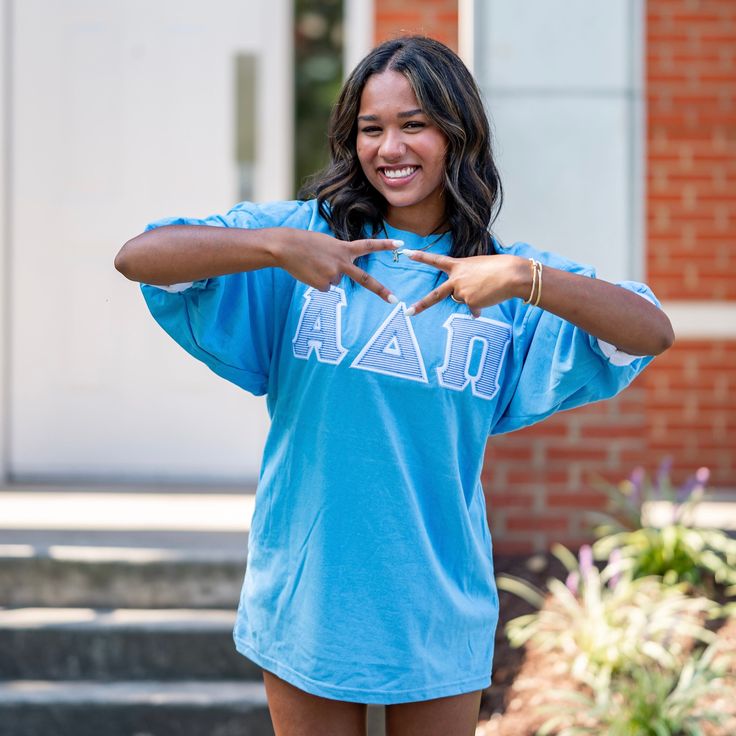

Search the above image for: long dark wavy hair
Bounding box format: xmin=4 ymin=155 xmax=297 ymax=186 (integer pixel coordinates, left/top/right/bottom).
xmin=299 ymin=36 xmax=503 ymax=258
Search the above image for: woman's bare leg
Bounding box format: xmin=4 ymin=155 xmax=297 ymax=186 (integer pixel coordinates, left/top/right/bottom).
xmin=262 ymin=669 xmax=367 ymax=736
xmin=384 ymin=689 xmax=482 ymax=736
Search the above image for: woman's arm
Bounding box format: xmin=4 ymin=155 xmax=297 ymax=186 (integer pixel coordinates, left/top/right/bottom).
xmin=403 ymin=251 xmax=674 ymax=357
xmin=115 ymin=225 xmax=401 ymax=302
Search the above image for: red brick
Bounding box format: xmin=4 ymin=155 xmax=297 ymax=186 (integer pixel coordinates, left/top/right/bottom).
xmin=547 ymin=493 xmax=608 ymax=509
xmin=506 ymin=515 xmax=571 ymax=532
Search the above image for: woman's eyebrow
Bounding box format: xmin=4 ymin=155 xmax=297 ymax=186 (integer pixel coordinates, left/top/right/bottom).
xmin=357 ymin=108 xmax=425 ymax=122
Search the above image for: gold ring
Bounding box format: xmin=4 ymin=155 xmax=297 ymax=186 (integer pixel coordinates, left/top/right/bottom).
xmin=450 ymin=293 xmax=463 ymax=304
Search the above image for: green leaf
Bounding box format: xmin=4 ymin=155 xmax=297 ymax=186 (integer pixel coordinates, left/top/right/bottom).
xmin=496 ymin=574 xmax=546 ymax=607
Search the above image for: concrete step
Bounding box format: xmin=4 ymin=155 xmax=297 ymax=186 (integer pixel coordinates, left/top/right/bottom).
xmin=0 ymin=680 xmax=274 ymax=736
xmin=0 ymin=608 xmax=261 ymax=681
xmin=0 ymin=488 xmax=254 ymax=609
xmin=0 ymin=543 xmax=246 ymax=609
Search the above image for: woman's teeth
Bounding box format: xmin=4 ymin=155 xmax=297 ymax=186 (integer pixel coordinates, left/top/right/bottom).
xmin=383 ymin=167 xmax=417 ymax=179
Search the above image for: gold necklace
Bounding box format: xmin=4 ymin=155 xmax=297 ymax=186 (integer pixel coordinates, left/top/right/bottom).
xmin=385 ymin=225 xmax=447 ymax=262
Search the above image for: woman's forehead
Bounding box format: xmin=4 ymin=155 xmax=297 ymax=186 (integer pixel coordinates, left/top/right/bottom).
xmin=358 ymin=71 xmax=423 ymax=117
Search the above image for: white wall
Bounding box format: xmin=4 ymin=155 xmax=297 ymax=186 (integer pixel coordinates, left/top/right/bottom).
xmin=0 ymin=0 xmax=8 ymax=482
xmin=2 ymin=0 xmax=292 ymax=483
xmin=474 ymin=0 xmax=645 ymax=283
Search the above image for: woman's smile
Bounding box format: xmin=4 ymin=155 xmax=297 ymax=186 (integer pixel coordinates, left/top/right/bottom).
xmin=378 ymin=165 xmax=420 ymax=184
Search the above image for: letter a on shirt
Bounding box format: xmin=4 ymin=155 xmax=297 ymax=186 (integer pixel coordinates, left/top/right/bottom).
xmin=352 ymin=303 xmax=428 ymax=382
xmin=292 ymin=287 xmax=348 ymax=364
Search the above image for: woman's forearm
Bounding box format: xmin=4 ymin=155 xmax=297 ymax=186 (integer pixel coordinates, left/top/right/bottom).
xmin=114 ymin=225 xmax=283 ymax=285
xmin=517 ymin=263 xmax=675 ymax=356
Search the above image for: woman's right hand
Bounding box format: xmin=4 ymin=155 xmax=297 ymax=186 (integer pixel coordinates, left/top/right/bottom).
xmin=269 ymin=228 xmax=402 ymax=303
xmin=116 ymin=225 xmax=401 ymax=303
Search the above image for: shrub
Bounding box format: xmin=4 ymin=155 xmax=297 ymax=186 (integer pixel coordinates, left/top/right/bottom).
xmin=592 ymin=462 xmax=736 ymax=593
xmin=497 ymin=544 xmax=717 ymax=691
xmin=536 ymin=641 xmax=734 ymax=736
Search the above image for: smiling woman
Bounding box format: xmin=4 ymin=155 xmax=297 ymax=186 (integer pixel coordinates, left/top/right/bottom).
xmin=356 ymin=71 xmax=448 ymax=234
xmin=115 ymin=35 xmax=673 ymax=736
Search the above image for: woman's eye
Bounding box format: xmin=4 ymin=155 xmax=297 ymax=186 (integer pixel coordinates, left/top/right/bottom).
xmin=404 ymin=121 xmax=425 ymax=130
xmin=360 ymin=126 xmax=381 ymax=135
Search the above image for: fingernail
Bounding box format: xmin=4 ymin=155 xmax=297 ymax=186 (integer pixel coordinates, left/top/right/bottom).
xmin=401 ymin=249 xmax=417 ymax=256
xmin=387 ymin=294 xmax=398 ymax=304
xmin=406 ymin=306 xmax=416 ymax=317
xmin=392 ymin=240 xmax=404 ymax=247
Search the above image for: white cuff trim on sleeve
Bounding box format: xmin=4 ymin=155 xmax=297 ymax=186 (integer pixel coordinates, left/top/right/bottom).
xmin=596 ymin=338 xmax=639 ymax=366
xmin=150 ymin=282 xmax=194 ymax=293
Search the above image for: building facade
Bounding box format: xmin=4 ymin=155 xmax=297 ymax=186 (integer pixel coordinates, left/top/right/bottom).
xmin=1 ymin=0 xmax=733 ymax=553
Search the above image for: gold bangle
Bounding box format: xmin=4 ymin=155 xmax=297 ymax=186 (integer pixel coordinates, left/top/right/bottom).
xmin=523 ymin=258 xmax=538 ymax=305
xmin=533 ymin=261 xmax=543 ymax=307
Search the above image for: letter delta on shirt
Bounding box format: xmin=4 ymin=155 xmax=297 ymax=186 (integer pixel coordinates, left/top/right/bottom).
xmin=291 ymin=286 xmax=512 ymax=400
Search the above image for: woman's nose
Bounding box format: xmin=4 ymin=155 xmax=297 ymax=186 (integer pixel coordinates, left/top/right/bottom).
xmin=379 ymin=130 xmax=406 ymax=161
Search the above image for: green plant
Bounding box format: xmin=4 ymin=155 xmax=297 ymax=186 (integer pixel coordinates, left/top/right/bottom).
xmin=497 ymin=544 xmax=717 ymax=690
xmin=535 ymin=641 xmax=734 ymax=736
xmin=592 ymin=462 xmax=736 ymax=592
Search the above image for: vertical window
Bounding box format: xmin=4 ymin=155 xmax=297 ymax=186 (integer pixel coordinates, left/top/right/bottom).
xmin=294 ymin=0 xmax=343 ymax=195
xmin=235 ymin=53 xmax=257 ymax=202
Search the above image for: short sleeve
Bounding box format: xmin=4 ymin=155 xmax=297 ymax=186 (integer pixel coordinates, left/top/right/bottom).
xmin=139 ymin=200 xmax=310 ymax=395
xmin=490 ymin=244 xmax=661 ymax=436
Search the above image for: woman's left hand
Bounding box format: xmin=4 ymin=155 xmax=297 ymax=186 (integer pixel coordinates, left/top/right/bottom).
xmin=403 ymin=248 xmax=675 ymax=356
xmin=403 ymin=251 xmax=527 ymax=317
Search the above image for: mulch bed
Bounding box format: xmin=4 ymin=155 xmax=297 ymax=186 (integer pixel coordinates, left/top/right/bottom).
xmin=477 ymin=554 xmax=736 ymax=736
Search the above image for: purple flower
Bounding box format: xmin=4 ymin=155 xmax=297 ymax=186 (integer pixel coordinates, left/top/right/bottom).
xmin=566 ymin=571 xmax=580 ymax=596
xmin=676 ymin=466 xmax=711 ymax=503
xmin=629 ymin=466 xmax=645 ymax=506
xmin=579 ymin=545 xmax=594 ymax=579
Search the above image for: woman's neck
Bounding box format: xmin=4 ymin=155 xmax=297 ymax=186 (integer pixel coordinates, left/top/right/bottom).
xmin=385 ymin=208 xmax=448 ymax=237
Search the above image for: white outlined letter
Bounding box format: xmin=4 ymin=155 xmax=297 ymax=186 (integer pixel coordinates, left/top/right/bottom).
xmin=437 ymin=315 xmax=511 ymax=399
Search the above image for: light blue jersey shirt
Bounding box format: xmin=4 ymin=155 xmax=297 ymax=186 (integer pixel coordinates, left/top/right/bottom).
xmin=141 ymin=198 xmax=658 ymax=704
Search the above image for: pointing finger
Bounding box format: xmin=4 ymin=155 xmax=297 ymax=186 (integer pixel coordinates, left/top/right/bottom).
xmin=348 ymin=238 xmax=404 ymax=258
xmin=406 ymin=281 xmax=455 ymax=317
xmin=402 ymin=250 xmax=456 ymax=273
xmin=343 ymin=263 xmax=398 ymax=304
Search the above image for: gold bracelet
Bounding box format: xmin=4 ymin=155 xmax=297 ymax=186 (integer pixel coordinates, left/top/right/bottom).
xmin=523 ymin=258 xmax=538 ymax=305
xmin=533 ymin=261 xmax=543 ymax=307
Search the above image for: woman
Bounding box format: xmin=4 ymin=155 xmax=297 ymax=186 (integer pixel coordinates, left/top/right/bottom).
xmin=115 ymin=36 xmax=673 ymax=736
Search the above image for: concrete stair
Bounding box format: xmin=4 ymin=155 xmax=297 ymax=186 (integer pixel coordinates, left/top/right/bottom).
xmin=0 ymin=488 xmax=275 ymax=736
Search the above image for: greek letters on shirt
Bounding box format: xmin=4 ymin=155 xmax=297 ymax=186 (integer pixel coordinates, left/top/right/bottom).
xmin=292 ymin=287 xmax=512 ymax=401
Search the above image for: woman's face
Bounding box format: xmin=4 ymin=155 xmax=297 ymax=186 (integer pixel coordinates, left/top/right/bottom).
xmin=356 ymin=70 xmax=448 ymax=235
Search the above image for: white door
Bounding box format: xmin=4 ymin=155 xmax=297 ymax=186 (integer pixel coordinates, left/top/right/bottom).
xmin=9 ymin=0 xmax=292 ymax=482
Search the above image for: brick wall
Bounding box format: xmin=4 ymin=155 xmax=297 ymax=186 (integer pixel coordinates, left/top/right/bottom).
xmin=643 ymin=340 xmax=736 ymax=487
xmin=644 ymin=0 xmax=736 ymax=490
xmin=487 ymin=0 xmax=735 ymax=553
xmin=647 ymin=0 xmax=735 ymax=300
xmin=374 ymin=0 xmax=458 ymax=50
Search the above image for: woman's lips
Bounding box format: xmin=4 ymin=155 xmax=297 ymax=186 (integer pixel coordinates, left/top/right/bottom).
xmin=378 ymin=166 xmax=420 ymax=186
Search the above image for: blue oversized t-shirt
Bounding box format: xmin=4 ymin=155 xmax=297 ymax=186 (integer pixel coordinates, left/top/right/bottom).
xmin=141 ymin=198 xmax=658 ymax=704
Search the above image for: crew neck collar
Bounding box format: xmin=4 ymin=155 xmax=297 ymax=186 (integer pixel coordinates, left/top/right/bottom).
xmin=380 ymin=222 xmax=452 ymax=253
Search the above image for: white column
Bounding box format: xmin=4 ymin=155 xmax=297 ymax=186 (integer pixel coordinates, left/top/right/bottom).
xmin=344 ymin=0 xmax=374 ymax=78
xmin=0 ymin=0 xmax=9 ymax=483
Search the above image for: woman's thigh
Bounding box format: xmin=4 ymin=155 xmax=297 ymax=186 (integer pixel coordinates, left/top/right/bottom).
xmin=384 ymin=689 xmax=482 ymax=736
xmin=262 ymin=669 xmax=367 ymax=736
